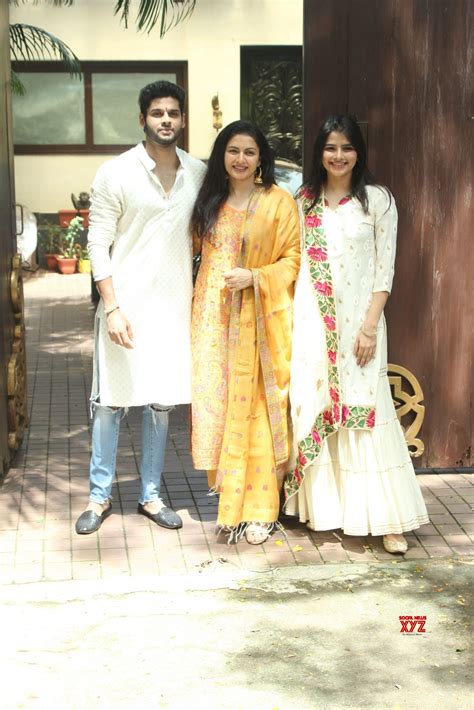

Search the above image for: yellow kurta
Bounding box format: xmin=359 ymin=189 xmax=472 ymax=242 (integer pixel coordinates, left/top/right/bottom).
xmin=192 ymin=185 xmax=300 ymax=529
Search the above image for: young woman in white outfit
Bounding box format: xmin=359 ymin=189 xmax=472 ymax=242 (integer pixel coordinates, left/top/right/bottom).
xmin=285 ymin=115 xmax=429 ymax=554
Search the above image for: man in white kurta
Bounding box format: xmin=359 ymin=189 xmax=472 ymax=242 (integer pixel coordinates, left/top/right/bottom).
xmin=75 ymin=81 xmax=206 ymax=535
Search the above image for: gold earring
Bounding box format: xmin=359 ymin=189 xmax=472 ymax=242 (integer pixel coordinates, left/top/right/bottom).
xmin=254 ymin=166 xmax=263 ymax=184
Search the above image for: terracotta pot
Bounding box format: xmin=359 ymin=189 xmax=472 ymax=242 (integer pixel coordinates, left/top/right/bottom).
xmin=44 ymin=253 xmax=58 ymax=271
xmin=57 ymin=257 xmax=77 ymax=275
xmin=58 ymin=209 xmax=89 ymax=228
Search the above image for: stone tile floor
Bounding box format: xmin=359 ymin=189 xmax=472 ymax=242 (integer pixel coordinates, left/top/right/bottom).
xmin=0 ymin=271 xmax=472 ymax=585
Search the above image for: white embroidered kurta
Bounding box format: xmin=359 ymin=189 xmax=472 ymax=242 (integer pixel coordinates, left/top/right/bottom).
xmin=290 ymin=185 xmax=397 ymax=443
xmin=88 ymin=143 xmax=206 ymax=407
xmin=286 ymin=186 xmax=429 ymax=534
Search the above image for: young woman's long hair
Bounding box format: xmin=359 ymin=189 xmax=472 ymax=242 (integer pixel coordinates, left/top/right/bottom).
xmin=191 ymin=120 xmax=276 ymax=240
xmin=298 ymin=115 xmax=388 ymax=214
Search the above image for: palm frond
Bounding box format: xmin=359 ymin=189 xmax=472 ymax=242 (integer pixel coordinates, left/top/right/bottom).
xmin=10 ymin=1 xmax=75 ymax=7
xmin=9 ymin=23 xmax=81 ymax=77
xmin=115 ymin=0 xmax=196 ymax=37
xmin=11 ymin=70 xmax=26 ymax=95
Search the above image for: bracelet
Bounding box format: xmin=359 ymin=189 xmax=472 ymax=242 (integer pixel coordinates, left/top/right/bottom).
xmin=360 ymin=327 xmax=377 ymax=338
xmin=105 ymin=305 xmax=120 ymax=317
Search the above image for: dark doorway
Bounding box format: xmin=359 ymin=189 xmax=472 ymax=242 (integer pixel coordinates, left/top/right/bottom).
xmin=241 ymin=45 xmax=302 ymax=165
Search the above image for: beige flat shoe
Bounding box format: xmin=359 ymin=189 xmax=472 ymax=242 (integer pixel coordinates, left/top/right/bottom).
xmin=383 ymin=534 xmax=408 ymax=554
xmin=245 ymin=523 xmax=271 ymax=545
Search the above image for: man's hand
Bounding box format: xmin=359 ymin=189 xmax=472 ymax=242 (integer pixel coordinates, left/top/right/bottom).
xmin=223 ymin=268 xmax=253 ymax=292
xmin=107 ymin=309 xmax=134 ymax=349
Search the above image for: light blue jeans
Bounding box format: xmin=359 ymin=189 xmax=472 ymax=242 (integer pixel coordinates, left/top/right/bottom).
xmin=89 ymin=402 xmax=171 ymax=505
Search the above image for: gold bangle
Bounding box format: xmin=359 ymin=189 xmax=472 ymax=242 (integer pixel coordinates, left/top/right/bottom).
xmin=360 ymin=328 xmax=377 ymax=338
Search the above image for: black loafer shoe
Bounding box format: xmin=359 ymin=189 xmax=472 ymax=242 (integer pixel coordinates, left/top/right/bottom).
xmin=75 ymin=504 xmax=113 ymax=535
xmin=137 ymin=502 xmax=182 ymax=529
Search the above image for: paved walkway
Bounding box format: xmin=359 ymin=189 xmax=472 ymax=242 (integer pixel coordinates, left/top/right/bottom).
xmin=0 ymin=271 xmax=473 ymax=585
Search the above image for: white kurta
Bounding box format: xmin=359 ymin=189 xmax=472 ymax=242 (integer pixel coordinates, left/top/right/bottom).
xmin=286 ymin=186 xmax=429 ymax=535
xmin=88 ymin=143 xmax=206 ymax=407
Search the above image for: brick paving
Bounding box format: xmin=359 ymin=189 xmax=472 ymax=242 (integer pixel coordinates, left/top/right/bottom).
xmin=0 ymin=271 xmax=473 ymax=585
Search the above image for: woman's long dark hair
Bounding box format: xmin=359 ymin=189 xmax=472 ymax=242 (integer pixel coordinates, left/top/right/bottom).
xmin=298 ymin=115 xmax=388 ymax=214
xmin=191 ymin=120 xmax=276 ymax=240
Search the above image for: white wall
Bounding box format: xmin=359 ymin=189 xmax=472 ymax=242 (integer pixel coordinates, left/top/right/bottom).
xmin=11 ymin=0 xmax=302 ymax=211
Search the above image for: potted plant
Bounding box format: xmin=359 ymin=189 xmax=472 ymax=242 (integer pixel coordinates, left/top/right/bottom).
xmin=76 ymin=245 xmax=91 ymax=273
xmin=38 ymin=222 xmax=62 ymax=270
xmin=57 ymin=216 xmax=84 ymax=274
xmin=58 ymin=191 xmax=91 ymax=228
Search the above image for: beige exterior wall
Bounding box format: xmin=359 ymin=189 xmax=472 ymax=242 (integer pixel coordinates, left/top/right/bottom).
xmin=11 ymin=0 xmax=302 ymax=212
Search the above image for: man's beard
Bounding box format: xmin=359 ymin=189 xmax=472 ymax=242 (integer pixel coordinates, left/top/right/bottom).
xmin=144 ymin=123 xmax=182 ymax=146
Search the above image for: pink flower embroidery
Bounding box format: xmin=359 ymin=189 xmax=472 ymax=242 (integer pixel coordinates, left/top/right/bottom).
xmin=305 ymin=214 xmax=322 ymax=228
xmin=300 ymin=187 xmax=313 ymax=199
xmin=323 ymin=315 xmax=336 ymax=331
xmin=298 ymin=453 xmax=307 ymax=467
xmin=315 ymin=280 xmax=333 ymax=297
xmin=329 ymin=387 xmax=339 ymax=403
xmin=339 ymin=195 xmax=351 ymax=206
xmin=367 ymin=409 xmax=375 ymax=429
xmin=328 ymin=350 xmax=337 ymax=364
xmin=306 ymin=246 xmax=328 ymax=262
xmin=333 ymin=404 xmax=340 ymax=421
xmin=323 ymin=410 xmax=334 ymax=425
xmin=342 ymin=405 xmax=350 ymax=423
xmin=311 ymin=429 xmax=322 ymax=445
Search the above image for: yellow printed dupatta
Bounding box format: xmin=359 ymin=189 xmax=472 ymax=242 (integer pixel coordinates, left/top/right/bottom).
xmin=209 ymin=186 xmax=300 ymax=518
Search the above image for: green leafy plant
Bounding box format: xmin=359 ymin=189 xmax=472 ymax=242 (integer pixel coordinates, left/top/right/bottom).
xmin=75 ymin=244 xmax=89 ymax=260
xmin=9 ymin=0 xmax=81 ymax=95
xmin=10 ymin=1 xmax=197 ymax=96
xmin=114 ymin=0 xmax=196 ymax=36
xmin=58 ymin=215 xmax=83 ymax=258
xmin=38 ymin=221 xmax=63 ymax=254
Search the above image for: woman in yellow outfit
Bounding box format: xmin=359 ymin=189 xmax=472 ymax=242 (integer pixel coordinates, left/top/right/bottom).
xmin=190 ymin=120 xmax=300 ymax=544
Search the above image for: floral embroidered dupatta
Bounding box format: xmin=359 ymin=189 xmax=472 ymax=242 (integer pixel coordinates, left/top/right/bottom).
xmin=213 ymin=185 xmax=301 ymax=491
xmin=285 ymin=195 xmax=377 ymax=499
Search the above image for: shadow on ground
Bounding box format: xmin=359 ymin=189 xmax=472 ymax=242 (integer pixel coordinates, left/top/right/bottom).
xmin=0 ymin=560 xmax=471 ymax=709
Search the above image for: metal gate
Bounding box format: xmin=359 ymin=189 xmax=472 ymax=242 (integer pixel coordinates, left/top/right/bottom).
xmin=241 ymin=45 xmax=303 ymax=166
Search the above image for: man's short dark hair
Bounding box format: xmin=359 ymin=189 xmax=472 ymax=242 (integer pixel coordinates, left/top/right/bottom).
xmin=138 ymin=80 xmax=185 ymax=116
